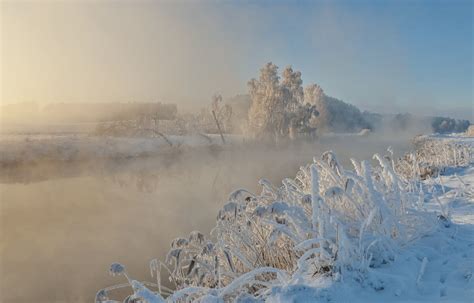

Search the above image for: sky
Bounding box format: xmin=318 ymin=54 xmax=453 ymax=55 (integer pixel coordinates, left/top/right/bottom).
xmin=1 ymin=0 xmax=473 ymax=119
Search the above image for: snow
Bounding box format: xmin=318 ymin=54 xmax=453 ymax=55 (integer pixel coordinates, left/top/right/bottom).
xmin=265 ymin=136 xmax=474 ymax=302
xmin=96 ymin=133 xmax=474 ymax=302
xmin=265 ymin=182 xmax=473 ymax=302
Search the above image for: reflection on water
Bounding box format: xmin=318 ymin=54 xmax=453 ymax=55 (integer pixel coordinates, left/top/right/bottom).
xmin=0 ymin=137 xmax=411 ymax=302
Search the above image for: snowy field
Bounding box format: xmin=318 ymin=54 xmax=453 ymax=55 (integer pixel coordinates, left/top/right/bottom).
xmin=94 ymin=133 xmax=474 ymax=303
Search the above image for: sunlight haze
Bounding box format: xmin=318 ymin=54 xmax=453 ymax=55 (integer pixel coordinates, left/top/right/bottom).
xmin=1 ymin=0 xmax=472 ymax=119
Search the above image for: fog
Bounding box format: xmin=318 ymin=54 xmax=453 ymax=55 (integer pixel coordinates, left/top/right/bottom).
xmin=0 ymin=135 xmax=413 ymax=303
xmin=2 ymin=1 xmax=472 ymax=118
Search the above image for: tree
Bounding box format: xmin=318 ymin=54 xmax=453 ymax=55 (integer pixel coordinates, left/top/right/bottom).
xmin=304 ymin=84 xmax=326 ymax=131
xmin=247 ymin=63 xmax=319 ymax=140
xmin=281 ymin=66 xmax=304 ymax=110
xmin=304 ymin=83 xmax=324 ymax=106
xmin=247 ymin=62 xmax=284 ymax=139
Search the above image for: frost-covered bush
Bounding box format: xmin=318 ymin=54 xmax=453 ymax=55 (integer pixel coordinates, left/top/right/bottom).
xmin=97 ymin=144 xmax=455 ymax=302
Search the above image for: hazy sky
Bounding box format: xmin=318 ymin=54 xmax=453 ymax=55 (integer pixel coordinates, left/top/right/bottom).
xmin=1 ymin=0 xmax=472 ymax=119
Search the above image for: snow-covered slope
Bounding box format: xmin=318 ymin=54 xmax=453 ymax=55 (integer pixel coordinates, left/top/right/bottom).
xmin=269 ymin=135 xmax=474 ymax=302
xmin=267 ymin=135 xmax=474 ymax=302
xmin=269 ymin=165 xmax=474 ymax=302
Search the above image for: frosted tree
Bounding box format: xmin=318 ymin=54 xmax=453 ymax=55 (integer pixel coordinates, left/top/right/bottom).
xmin=246 ymin=62 xmax=375 ymax=138
xmin=281 ymin=66 xmax=304 ymax=110
xmin=211 ymin=94 xmax=223 ymax=113
xmin=304 ymin=84 xmax=327 ymax=131
xmin=211 ymin=94 xmax=233 ymax=134
xmin=304 ymin=83 xmax=324 ymax=106
xmin=280 ymin=66 xmax=306 ymax=138
xmin=247 ymin=62 xmax=284 ymax=139
xmin=247 ymin=63 xmax=320 ymax=140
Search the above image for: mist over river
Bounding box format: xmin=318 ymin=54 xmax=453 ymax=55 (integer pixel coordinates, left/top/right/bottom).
xmin=0 ymin=135 xmax=412 ymax=302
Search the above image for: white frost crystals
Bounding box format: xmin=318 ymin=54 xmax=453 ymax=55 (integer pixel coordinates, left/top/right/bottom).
xmin=96 ymin=139 xmax=472 ymax=302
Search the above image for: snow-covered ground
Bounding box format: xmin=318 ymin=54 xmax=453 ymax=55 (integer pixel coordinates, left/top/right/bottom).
xmin=269 ymin=165 xmax=474 ymax=302
xmin=268 ymin=134 xmax=474 ymax=302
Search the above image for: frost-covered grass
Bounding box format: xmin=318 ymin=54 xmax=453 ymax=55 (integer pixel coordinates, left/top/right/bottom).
xmin=96 ymin=135 xmax=473 ymax=303
xmin=395 ymin=135 xmax=472 ymax=181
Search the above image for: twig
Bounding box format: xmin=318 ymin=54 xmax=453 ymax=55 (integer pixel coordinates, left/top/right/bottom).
xmin=212 ymin=110 xmax=226 ymax=144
